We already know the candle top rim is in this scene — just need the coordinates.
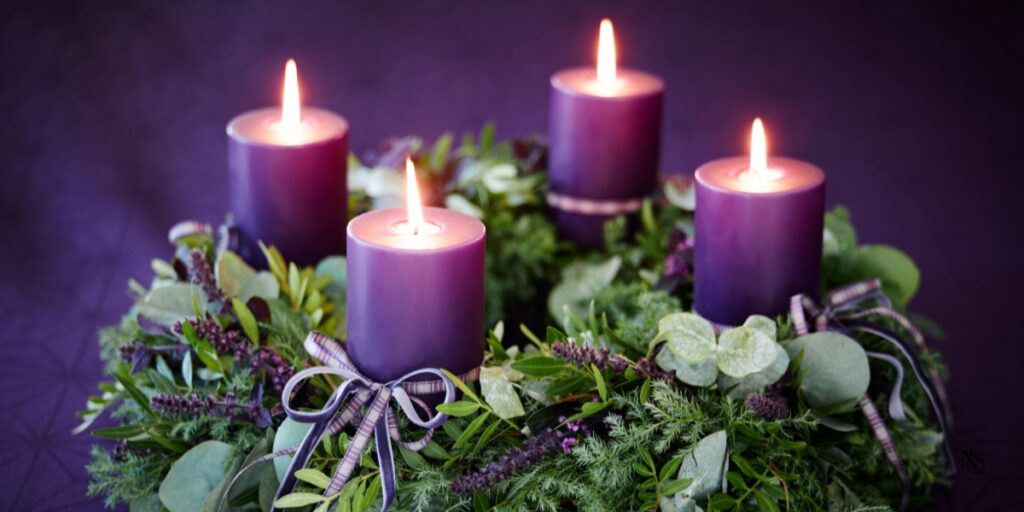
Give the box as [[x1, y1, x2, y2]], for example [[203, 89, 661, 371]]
[[551, 67, 664, 98], [348, 206, 485, 252], [227, 107, 348, 147], [695, 156, 824, 196]]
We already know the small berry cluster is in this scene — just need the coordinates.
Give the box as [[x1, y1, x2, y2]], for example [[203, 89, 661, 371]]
[[151, 390, 272, 428]]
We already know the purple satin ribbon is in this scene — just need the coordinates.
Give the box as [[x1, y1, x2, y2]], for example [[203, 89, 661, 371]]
[[790, 279, 954, 511], [219, 331, 471, 512]]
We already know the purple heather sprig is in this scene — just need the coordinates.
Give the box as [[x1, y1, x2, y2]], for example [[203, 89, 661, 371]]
[[551, 341, 674, 383], [450, 428, 569, 496], [745, 392, 790, 420], [151, 390, 273, 428], [188, 249, 229, 312]]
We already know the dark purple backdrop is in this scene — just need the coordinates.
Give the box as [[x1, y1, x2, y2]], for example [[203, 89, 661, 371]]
[[1, 1, 1022, 510]]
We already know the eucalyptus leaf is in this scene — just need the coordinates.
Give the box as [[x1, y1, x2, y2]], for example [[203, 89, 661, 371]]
[[717, 343, 789, 399], [216, 251, 279, 301], [314, 256, 347, 305], [742, 315, 777, 341], [786, 332, 870, 408], [479, 367, 525, 419], [657, 312, 716, 362], [670, 430, 728, 505], [138, 283, 208, 327], [823, 207, 858, 273], [656, 347, 717, 387], [715, 326, 777, 378], [273, 418, 313, 481], [158, 441, 235, 512]]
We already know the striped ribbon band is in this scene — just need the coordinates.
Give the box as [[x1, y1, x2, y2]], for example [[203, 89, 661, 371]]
[[219, 331, 479, 512], [546, 191, 645, 216], [860, 395, 910, 511]]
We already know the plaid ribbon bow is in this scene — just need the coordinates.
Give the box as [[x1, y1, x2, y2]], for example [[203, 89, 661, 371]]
[[220, 331, 476, 512], [790, 279, 954, 511]]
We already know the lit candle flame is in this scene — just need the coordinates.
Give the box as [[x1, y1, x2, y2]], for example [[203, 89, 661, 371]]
[[750, 118, 768, 179], [597, 19, 617, 83], [281, 59, 301, 128], [405, 158, 425, 235]]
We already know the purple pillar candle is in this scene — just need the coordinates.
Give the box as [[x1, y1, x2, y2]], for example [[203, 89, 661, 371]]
[[548, 19, 664, 247], [227, 60, 348, 267], [694, 119, 825, 326], [347, 161, 485, 382]]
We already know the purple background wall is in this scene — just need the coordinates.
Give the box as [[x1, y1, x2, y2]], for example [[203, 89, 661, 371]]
[[1, 1, 1021, 509]]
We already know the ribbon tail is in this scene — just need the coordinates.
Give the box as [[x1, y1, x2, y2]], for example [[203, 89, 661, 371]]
[[865, 351, 908, 421], [376, 409, 397, 511], [272, 412, 338, 511], [860, 394, 909, 512], [325, 387, 393, 496], [845, 321, 955, 474]]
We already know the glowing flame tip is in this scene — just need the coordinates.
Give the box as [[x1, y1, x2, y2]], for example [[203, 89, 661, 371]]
[[281, 59, 301, 127], [750, 118, 767, 176], [405, 158, 425, 234], [597, 19, 617, 82]]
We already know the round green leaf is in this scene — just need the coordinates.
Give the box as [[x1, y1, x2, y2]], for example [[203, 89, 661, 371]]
[[786, 332, 870, 408], [742, 315, 777, 341], [671, 430, 728, 503], [716, 326, 777, 378], [656, 347, 717, 387], [158, 441, 235, 512], [314, 256, 347, 304], [273, 418, 313, 482], [853, 244, 920, 307], [718, 343, 789, 399], [658, 312, 716, 362]]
